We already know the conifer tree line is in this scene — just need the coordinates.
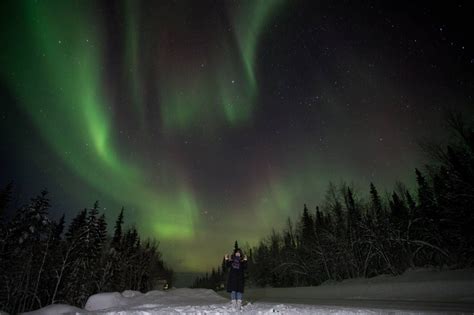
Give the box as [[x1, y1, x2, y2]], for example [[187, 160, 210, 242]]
[[190, 266, 226, 291], [193, 113, 474, 290], [0, 193, 173, 314]]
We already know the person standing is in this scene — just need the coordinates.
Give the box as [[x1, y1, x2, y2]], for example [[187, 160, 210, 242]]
[[224, 247, 247, 310]]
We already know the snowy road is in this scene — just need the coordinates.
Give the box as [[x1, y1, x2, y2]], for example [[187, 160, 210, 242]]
[[243, 298, 474, 314], [70, 302, 473, 315], [21, 269, 474, 314], [23, 288, 474, 315]]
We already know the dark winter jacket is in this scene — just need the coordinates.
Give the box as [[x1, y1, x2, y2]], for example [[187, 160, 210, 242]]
[[226, 255, 247, 293]]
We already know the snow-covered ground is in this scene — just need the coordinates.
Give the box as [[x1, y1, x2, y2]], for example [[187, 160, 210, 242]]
[[20, 268, 474, 315], [244, 268, 474, 302]]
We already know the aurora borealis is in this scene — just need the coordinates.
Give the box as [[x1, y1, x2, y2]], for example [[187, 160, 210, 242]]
[[1, 1, 473, 272]]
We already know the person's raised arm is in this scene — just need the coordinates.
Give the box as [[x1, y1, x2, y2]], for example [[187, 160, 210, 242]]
[[224, 254, 232, 268], [242, 255, 248, 269]]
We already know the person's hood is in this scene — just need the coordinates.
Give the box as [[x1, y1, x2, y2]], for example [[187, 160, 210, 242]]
[[233, 248, 243, 257]]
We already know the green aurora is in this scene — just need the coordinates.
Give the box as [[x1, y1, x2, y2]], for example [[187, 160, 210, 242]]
[[1, 0, 461, 272], [0, 0, 289, 271]]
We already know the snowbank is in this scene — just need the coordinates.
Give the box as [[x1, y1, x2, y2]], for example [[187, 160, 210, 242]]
[[21, 303, 83, 315], [83, 288, 224, 312]]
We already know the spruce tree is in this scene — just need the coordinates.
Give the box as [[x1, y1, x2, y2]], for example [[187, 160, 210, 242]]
[[112, 207, 124, 249], [389, 192, 408, 230], [300, 204, 315, 248], [53, 214, 65, 241], [5, 190, 52, 313], [415, 168, 436, 221], [369, 182, 383, 220], [66, 209, 87, 241]]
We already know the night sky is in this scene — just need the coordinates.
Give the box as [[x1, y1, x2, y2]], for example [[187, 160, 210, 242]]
[[1, 1, 473, 272]]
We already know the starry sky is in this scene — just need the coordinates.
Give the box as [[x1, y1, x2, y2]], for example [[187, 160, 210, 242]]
[[0, 0, 473, 272]]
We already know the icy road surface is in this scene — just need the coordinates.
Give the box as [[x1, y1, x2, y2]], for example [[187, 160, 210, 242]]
[[22, 288, 473, 315]]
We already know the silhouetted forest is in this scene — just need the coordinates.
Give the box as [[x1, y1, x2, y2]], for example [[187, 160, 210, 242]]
[[0, 194, 173, 314], [194, 113, 474, 290]]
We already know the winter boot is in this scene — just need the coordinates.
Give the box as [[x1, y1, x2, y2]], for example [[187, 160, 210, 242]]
[[236, 299, 242, 310], [231, 299, 237, 310]]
